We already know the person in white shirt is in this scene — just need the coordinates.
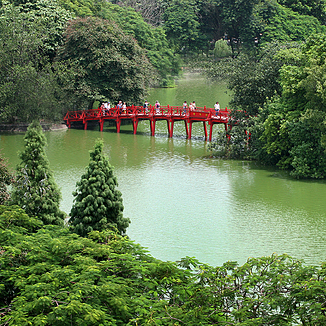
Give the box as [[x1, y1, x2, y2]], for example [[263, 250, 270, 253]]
[[155, 100, 160, 114], [183, 101, 187, 115], [214, 101, 220, 116]]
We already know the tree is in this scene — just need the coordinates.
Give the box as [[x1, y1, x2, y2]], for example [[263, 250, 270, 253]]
[[0, 152, 14, 205], [162, 0, 200, 52], [277, 0, 326, 24], [0, 1, 72, 123], [253, 1, 326, 45], [11, 121, 66, 225], [58, 16, 155, 108], [110, 0, 164, 26], [238, 34, 326, 178], [219, 0, 259, 53], [2, 205, 326, 325], [102, 3, 179, 87], [70, 140, 130, 236], [213, 39, 232, 58]]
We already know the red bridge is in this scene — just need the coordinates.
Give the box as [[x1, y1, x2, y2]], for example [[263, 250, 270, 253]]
[[64, 105, 230, 141]]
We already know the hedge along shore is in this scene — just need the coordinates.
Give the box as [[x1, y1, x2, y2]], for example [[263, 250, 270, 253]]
[[0, 123, 67, 133]]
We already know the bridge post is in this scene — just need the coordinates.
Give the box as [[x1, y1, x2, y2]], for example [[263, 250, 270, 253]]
[[169, 120, 174, 138], [99, 119, 104, 132], [167, 120, 171, 137], [188, 121, 192, 139], [116, 119, 121, 133], [203, 121, 207, 140], [133, 118, 138, 135], [150, 119, 156, 136], [184, 120, 189, 137], [209, 123, 213, 141], [84, 121, 88, 130]]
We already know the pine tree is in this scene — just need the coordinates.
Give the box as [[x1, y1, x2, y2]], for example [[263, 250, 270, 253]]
[[11, 121, 65, 225], [70, 140, 130, 236]]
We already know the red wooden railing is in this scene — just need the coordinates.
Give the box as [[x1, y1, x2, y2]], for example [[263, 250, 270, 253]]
[[64, 105, 231, 141]]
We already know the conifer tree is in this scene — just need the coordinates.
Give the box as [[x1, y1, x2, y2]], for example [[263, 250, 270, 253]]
[[70, 140, 130, 236], [11, 121, 65, 225]]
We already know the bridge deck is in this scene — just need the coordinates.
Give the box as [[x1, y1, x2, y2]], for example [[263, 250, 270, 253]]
[[64, 105, 230, 141]]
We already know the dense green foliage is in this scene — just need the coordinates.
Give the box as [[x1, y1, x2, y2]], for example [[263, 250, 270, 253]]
[[253, 0, 326, 44], [214, 39, 232, 58], [11, 121, 66, 225], [59, 16, 154, 107], [1, 0, 326, 122], [0, 153, 14, 204], [99, 4, 179, 87], [2, 204, 326, 325], [70, 140, 130, 236], [0, 1, 72, 123], [162, 0, 200, 52], [209, 33, 326, 178]]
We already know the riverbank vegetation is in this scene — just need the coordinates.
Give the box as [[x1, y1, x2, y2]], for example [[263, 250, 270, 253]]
[[207, 33, 326, 179], [2, 206, 326, 325], [1, 122, 326, 324]]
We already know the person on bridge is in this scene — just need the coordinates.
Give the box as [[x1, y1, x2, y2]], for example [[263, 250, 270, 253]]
[[103, 101, 110, 115], [122, 102, 127, 114], [183, 101, 187, 115], [100, 102, 105, 114], [144, 100, 149, 114], [117, 100, 123, 113], [214, 101, 220, 116], [155, 100, 160, 114], [192, 101, 196, 109]]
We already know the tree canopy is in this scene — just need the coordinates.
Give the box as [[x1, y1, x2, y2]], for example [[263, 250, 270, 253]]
[[208, 33, 326, 178], [70, 140, 130, 236], [2, 204, 326, 325], [58, 16, 155, 107], [11, 121, 66, 224]]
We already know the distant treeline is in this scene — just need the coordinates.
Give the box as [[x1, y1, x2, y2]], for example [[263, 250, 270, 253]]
[[1, 0, 325, 123]]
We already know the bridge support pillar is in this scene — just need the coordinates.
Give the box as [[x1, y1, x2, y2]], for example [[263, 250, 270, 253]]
[[150, 119, 156, 136], [209, 123, 213, 141], [169, 120, 174, 138], [203, 121, 207, 140], [184, 120, 189, 138], [116, 119, 121, 133], [84, 121, 88, 130], [99, 119, 104, 132], [188, 121, 192, 139], [133, 119, 139, 134]]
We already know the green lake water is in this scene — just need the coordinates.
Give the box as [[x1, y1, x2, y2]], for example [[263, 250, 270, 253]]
[[1, 73, 326, 267]]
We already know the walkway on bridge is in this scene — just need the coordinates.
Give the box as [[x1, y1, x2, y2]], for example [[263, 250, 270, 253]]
[[64, 105, 231, 141]]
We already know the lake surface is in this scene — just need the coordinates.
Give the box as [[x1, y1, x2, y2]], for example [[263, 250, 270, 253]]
[[1, 74, 326, 267]]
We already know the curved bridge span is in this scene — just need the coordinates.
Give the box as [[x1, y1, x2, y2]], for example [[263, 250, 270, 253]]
[[64, 105, 230, 141]]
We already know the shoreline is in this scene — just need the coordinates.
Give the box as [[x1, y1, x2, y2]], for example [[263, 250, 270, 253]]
[[0, 122, 67, 133]]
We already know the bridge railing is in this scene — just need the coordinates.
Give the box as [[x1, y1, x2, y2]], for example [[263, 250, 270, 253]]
[[63, 110, 84, 121], [64, 106, 231, 121], [83, 108, 102, 119]]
